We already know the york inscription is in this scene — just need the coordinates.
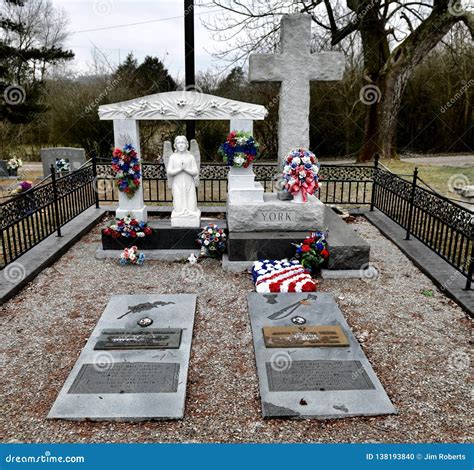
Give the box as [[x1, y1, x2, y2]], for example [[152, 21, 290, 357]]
[[259, 211, 293, 222]]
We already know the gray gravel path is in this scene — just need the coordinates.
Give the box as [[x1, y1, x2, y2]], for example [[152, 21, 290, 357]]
[[0, 216, 471, 443]]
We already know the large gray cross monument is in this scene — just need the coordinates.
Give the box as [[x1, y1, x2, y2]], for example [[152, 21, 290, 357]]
[[226, 14, 370, 272], [249, 14, 345, 165]]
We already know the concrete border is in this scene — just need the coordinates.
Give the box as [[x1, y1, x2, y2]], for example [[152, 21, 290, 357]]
[[1, 207, 107, 305], [356, 208, 473, 316]]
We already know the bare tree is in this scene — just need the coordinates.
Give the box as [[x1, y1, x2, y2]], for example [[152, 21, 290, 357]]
[[200, 0, 473, 161]]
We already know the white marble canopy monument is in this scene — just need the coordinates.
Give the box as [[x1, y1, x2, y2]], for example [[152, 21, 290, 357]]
[[98, 91, 268, 222]]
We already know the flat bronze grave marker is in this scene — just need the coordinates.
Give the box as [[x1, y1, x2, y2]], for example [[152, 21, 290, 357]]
[[68, 362, 180, 394], [265, 360, 375, 392], [94, 329, 182, 350], [263, 325, 349, 348]]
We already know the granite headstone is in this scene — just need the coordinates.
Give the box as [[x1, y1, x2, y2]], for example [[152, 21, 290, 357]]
[[48, 294, 196, 421], [248, 292, 397, 419], [41, 147, 86, 176]]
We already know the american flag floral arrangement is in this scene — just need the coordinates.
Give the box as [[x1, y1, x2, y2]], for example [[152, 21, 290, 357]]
[[196, 223, 227, 258], [111, 143, 141, 198], [218, 131, 259, 168], [252, 259, 318, 293], [282, 148, 320, 202], [119, 246, 145, 266], [293, 231, 329, 273]]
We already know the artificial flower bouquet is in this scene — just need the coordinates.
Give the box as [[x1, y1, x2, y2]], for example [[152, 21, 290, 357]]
[[282, 148, 320, 202], [196, 223, 227, 258], [102, 215, 153, 239], [293, 231, 329, 273], [119, 246, 145, 266], [111, 144, 141, 198], [218, 131, 259, 168], [13, 180, 33, 194], [7, 156, 23, 172], [55, 158, 70, 173]]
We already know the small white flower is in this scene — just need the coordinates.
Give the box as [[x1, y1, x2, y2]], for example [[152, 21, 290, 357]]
[[293, 157, 301, 165], [204, 240, 210, 246], [187, 253, 198, 265], [234, 155, 245, 166], [312, 165, 319, 174]]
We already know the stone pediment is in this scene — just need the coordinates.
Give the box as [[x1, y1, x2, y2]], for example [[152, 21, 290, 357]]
[[98, 91, 268, 121]]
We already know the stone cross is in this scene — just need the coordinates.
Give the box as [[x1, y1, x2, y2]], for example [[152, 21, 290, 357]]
[[249, 14, 345, 166]]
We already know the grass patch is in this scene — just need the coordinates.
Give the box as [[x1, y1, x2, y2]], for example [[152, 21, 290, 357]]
[[382, 160, 474, 200]]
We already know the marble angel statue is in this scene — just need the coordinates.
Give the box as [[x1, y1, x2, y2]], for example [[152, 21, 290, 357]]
[[163, 136, 201, 227]]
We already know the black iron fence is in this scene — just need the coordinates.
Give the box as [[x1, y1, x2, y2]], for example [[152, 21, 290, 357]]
[[0, 164, 97, 268], [95, 161, 374, 206], [372, 165, 473, 290], [1, 158, 472, 290]]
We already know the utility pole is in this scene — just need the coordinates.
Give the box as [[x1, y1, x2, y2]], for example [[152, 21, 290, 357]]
[[184, 0, 196, 140]]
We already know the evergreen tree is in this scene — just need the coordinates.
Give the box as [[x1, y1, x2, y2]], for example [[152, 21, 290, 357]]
[[0, 0, 74, 124]]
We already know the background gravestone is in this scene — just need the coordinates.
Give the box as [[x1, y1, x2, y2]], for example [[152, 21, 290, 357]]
[[0, 160, 18, 177], [0, 161, 10, 177], [41, 147, 86, 176]]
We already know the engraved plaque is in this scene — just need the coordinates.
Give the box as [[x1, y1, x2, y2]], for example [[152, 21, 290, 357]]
[[94, 329, 182, 350], [266, 360, 375, 391], [263, 325, 349, 348], [68, 362, 180, 394]]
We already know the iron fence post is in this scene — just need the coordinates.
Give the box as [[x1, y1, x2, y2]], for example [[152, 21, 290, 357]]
[[370, 154, 379, 212], [405, 167, 418, 241], [50, 164, 62, 237], [465, 242, 473, 290], [92, 151, 100, 209]]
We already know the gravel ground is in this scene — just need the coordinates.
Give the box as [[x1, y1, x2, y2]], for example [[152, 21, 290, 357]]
[[0, 216, 472, 443]]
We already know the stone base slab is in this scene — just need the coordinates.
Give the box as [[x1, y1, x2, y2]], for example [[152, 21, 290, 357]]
[[96, 248, 200, 261], [228, 183, 265, 204], [321, 267, 378, 279], [221, 254, 253, 273], [101, 219, 226, 251], [227, 193, 325, 232], [116, 206, 148, 222], [227, 208, 370, 270], [171, 213, 201, 228]]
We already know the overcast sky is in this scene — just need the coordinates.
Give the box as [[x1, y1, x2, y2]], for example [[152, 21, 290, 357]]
[[50, 0, 228, 80]]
